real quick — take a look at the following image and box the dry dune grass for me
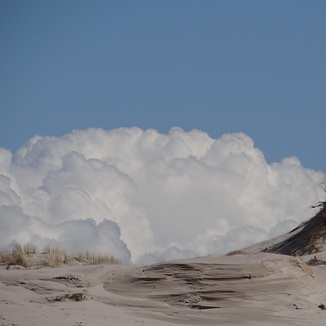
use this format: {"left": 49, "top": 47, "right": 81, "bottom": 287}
{"left": 73, "top": 251, "right": 121, "bottom": 265}
{"left": 0, "top": 244, "right": 28, "bottom": 268}
{"left": 41, "top": 245, "right": 69, "bottom": 267}
{"left": 227, "top": 250, "right": 246, "bottom": 256}
{"left": 0, "top": 243, "right": 122, "bottom": 268}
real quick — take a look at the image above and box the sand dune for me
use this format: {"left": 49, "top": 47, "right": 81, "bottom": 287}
{"left": 244, "top": 201, "right": 326, "bottom": 257}
{"left": 2, "top": 204, "right": 326, "bottom": 325}
{"left": 1, "top": 251, "right": 326, "bottom": 325}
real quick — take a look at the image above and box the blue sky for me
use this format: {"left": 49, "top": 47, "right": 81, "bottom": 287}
{"left": 1, "top": 0, "right": 326, "bottom": 171}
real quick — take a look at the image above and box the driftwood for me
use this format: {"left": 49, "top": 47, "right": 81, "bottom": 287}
{"left": 46, "top": 292, "right": 86, "bottom": 302}
{"left": 307, "top": 256, "right": 326, "bottom": 266}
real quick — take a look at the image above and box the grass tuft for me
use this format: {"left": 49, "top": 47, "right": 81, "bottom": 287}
{"left": 41, "top": 246, "right": 68, "bottom": 267}
{"left": 0, "top": 244, "right": 29, "bottom": 268}
{"left": 23, "top": 243, "right": 38, "bottom": 255}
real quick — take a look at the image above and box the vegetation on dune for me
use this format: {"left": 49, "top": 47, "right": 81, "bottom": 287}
{"left": 73, "top": 251, "right": 121, "bottom": 265}
{"left": 0, "top": 244, "right": 28, "bottom": 268}
{"left": 227, "top": 250, "right": 246, "bottom": 256}
{"left": 0, "top": 243, "right": 122, "bottom": 268}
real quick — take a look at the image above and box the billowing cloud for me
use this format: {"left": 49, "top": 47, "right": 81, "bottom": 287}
{"left": 0, "top": 127, "right": 325, "bottom": 263}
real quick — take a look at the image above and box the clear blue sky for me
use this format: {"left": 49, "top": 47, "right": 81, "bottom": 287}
{"left": 1, "top": 0, "right": 325, "bottom": 171}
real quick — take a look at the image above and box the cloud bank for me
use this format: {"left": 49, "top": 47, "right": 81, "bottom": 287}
{"left": 0, "top": 127, "right": 325, "bottom": 263}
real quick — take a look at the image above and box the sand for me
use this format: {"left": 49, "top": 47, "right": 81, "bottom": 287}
{"left": 1, "top": 252, "right": 326, "bottom": 325}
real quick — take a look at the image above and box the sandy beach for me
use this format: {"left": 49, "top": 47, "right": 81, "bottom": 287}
{"left": 1, "top": 252, "right": 326, "bottom": 326}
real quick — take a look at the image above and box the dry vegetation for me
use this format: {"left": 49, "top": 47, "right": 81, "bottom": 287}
{"left": 0, "top": 243, "right": 122, "bottom": 268}
{"left": 227, "top": 250, "right": 246, "bottom": 256}
{"left": 0, "top": 244, "right": 28, "bottom": 268}
{"left": 73, "top": 251, "right": 121, "bottom": 265}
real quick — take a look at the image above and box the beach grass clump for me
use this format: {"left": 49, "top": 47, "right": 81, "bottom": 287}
{"left": 90, "top": 253, "right": 121, "bottom": 265}
{"left": 41, "top": 245, "right": 69, "bottom": 267}
{"left": 74, "top": 251, "right": 122, "bottom": 265}
{"left": 0, "top": 244, "right": 29, "bottom": 268}
{"left": 23, "top": 243, "right": 38, "bottom": 255}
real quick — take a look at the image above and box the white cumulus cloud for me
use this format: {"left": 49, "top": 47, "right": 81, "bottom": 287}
{"left": 0, "top": 127, "right": 325, "bottom": 263}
